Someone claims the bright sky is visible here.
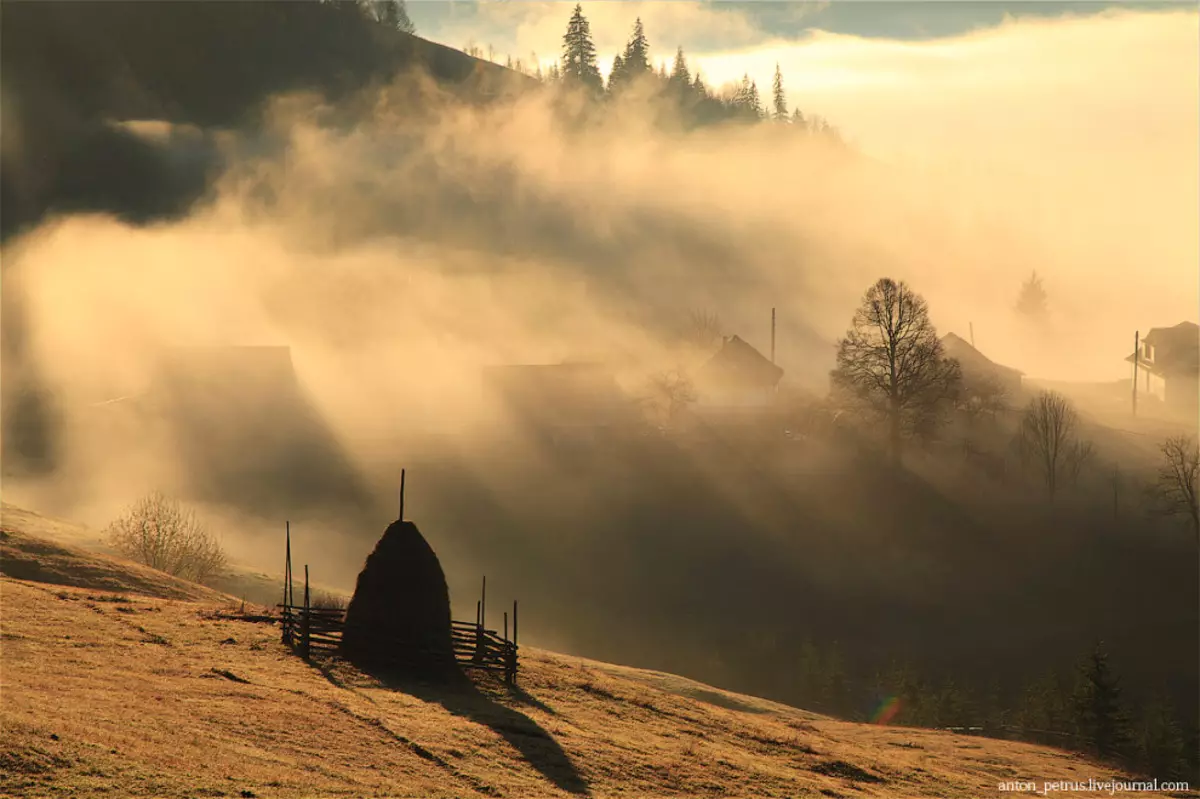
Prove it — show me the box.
[407,2,1198,163]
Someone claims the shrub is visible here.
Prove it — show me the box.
[310,589,349,611]
[105,492,227,584]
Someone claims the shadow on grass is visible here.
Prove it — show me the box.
[312,658,587,796]
[399,671,589,796]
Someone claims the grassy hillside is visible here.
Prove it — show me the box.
[3,538,1183,799]
[0,506,227,602]
[0,502,289,607]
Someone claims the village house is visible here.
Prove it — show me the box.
[1125,321,1199,420]
[694,335,784,411]
[939,332,1024,399]
[482,362,636,444]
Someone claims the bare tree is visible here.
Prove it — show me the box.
[957,375,1010,424]
[1150,435,1199,544]
[830,278,962,464]
[106,492,228,584]
[646,369,698,427]
[1014,390,1093,499]
[683,309,724,351]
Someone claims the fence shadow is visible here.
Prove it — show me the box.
[389,670,589,796]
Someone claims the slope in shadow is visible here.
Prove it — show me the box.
[397,675,590,796]
[316,659,588,796]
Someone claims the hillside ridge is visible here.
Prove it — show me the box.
[2,507,1182,799]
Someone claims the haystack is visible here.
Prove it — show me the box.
[340,520,457,678]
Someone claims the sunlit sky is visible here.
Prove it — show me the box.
[407,1,1198,163]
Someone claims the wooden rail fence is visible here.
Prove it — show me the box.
[279,518,519,683]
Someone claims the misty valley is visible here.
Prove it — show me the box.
[1,1,1197,798]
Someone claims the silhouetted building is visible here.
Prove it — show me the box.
[1125,321,1199,419]
[695,335,784,409]
[483,362,635,444]
[138,345,371,515]
[341,520,458,679]
[940,332,1024,397]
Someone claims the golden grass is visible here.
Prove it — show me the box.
[2,514,1192,798]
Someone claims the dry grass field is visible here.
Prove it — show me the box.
[2,507,1193,799]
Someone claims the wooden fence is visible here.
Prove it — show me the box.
[278,518,520,683]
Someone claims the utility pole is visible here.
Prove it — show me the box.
[770,307,776,365]
[1132,330,1138,418]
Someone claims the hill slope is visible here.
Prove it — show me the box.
[2,530,1182,798]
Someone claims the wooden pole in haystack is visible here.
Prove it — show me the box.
[503,611,508,643]
[399,468,406,521]
[481,575,487,631]
[302,564,311,661]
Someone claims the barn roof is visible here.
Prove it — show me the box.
[697,335,784,390]
[940,333,1024,379]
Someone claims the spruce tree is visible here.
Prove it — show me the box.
[1135,696,1187,779]
[1016,270,1049,320]
[791,107,807,130]
[622,17,651,77]
[670,46,690,86]
[608,53,625,93]
[560,4,603,94]
[772,62,788,120]
[1073,642,1131,760]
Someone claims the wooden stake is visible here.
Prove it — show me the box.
[302,564,311,661]
[1132,330,1139,417]
[770,307,776,365]
[512,600,518,647]
[969,322,975,349]
[282,522,292,645]
[481,575,487,631]
[503,611,509,642]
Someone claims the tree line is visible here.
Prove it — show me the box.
[323,0,415,35]
[779,636,1195,781]
[824,277,1198,528]
[469,5,842,139]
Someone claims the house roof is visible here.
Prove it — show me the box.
[1124,321,1199,377]
[482,362,630,423]
[939,333,1024,378]
[697,335,784,390]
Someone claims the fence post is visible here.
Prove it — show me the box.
[302,564,311,661]
[511,599,519,684]
[282,521,292,645]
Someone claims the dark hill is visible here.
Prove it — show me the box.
[0,0,536,240]
[0,0,536,478]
